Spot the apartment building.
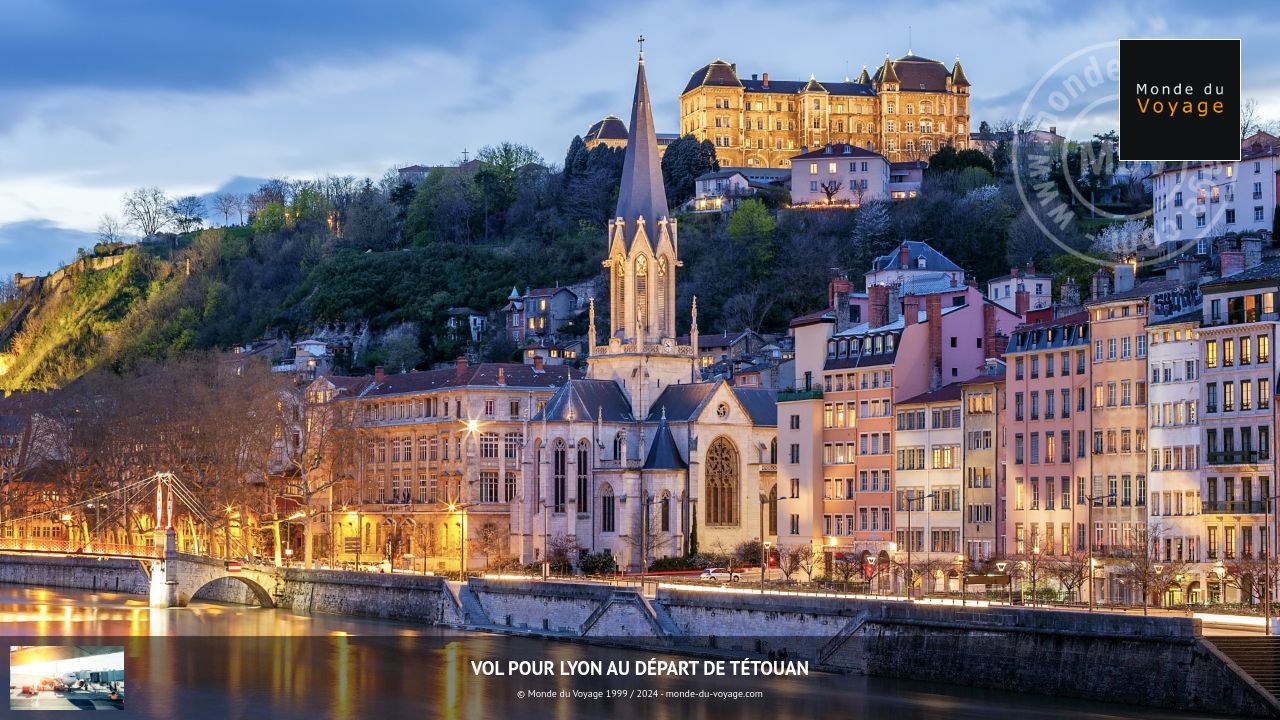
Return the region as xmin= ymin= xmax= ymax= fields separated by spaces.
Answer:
xmin=1198 ymin=260 xmax=1280 ymax=602
xmin=1002 ymin=311 xmax=1092 ymax=567
xmin=960 ymin=362 xmax=1005 ymax=563
xmin=1145 ymin=308 xmax=1204 ymax=604
xmin=895 ymin=383 xmax=966 ymax=591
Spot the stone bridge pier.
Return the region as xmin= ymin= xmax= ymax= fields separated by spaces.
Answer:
xmin=148 ymin=529 xmax=283 ymax=608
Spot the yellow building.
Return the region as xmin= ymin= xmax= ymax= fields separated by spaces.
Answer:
xmin=679 ymin=52 xmax=970 ymax=167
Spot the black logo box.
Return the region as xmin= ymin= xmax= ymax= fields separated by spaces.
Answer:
xmin=1119 ymin=39 xmax=1241 ymax=162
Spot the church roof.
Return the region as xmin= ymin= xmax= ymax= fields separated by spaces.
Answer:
xmin=645 ymin=383 xmax=717 ymax=422
xmin=615 ymin=53 xmax=670 ymax=249
xmin=644 ymin=414 xmax=687 ymax=469
xmin=535 ymin=378 xmax=634 ymax=423
xmin=732 ymin=387 xmax=777 ymax=427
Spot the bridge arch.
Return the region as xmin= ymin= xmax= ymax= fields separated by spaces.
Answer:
xmin=188 ymin=575 xmax=276 ymax=608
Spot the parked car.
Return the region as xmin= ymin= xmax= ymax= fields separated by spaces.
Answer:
xmin=699 ymin=567 xmax=742 ymax=582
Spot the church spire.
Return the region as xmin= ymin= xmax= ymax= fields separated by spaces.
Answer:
xmin=615 ymin=36 xmax=669 ymax=240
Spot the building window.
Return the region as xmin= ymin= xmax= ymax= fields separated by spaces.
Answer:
xmin=706 ymin=437 xmax=740 ymax=525
xmin=601 ymin=485 xmax=616 ymax=532
xmin=577 ymin=440 xmax=590 ymax=513
xmin=552 ymin=440 xmax=567 ymax=513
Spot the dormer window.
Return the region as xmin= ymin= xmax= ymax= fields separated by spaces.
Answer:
xmin=874 ymin=336 xmax=883 ymax=354
xmin=916 ymin=256 xmax=926 ymax=269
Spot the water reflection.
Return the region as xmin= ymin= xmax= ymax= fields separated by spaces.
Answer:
xmin=0 ymin=584 xmax=1234 ymax=720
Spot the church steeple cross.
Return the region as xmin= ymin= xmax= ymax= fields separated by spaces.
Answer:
xmin=638 ymin=34 xmax=645 ymax=62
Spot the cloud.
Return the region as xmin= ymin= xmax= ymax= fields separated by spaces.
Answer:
xmin=0 ymin=219 xmax=98 ymax=276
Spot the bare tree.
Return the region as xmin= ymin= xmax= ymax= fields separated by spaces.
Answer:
xmin=470 ymin=521 xmax=508 ymax=569
xmin=213 ymin=193 xmax=242 ymax=226
xmin=1048 ymin=551 xmax=1091 ymax=603
xmin=1116 ymin=525 xmax=1190 ymax=613
xmin=170 ymin=195 xmax=206 ymax=233
xmin=819 ymin=179 xmax=843 ymax=204
xmin=96 ymin=215 xmax=126 ymax=245
xmin=777 ymin=543 xmax=812 ymax=583
xmin=1241 ymin=98 xmax=1280 ymax=142
xmin=122 ymin=187 xmax=174 ymax=238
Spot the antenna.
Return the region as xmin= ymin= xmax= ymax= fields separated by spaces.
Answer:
xmin=908 ymin=25 xmax=913 ymax=55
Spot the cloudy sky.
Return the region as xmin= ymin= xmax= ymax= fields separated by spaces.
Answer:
xmin=2 ymin=0 xmax=1278 ymax=276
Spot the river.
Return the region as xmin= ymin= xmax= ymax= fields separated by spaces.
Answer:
xmin=0 ymin=584 xmax=1236 ymax=719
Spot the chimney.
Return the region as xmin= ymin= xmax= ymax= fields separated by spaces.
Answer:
xmin=1060 ymin=277 xmax=1081 ymax=309
xmin=898 ymin=242 xmax=910 ymax=269
xmin=835 ymin=291 xmax=851 ymax=333
xmin=1048 ymin=126 xmax=1057 ymax=136
xmin=762 ymin=72 xmax=769 ymax=88
xmin=497 ymin=367 xmax=506 ymax=386
xmin=533 ymin=355 xmax=545 ymax=372
xmin=1026 ymin=261 xmax=1036 ymax=275
xmin=868 ymin=285 xmax=889 ymax=326
xmin=731 ymin=63 xmax=737 ymax=72
xmin=925 ymin=295 xmax=943 ymax=390
xmin=886 ymin=284 xmax=902 ymax=324
xmin=982 ymin=301 xmax=997 ymax=359
xmin=903 ymin=295 xmax=920 ymax=326
xmin=374 ymin=365 xmax=385 ymax=385
xmin=1243 ymin=237 xmax=1263 ymax=268
xmin=455 ymin=356 xmax=468 ymax=378
xmin=1178 ymin=257 xmax=1201 ymax=284
xmin=1113 ymin=263 xmax=1135 ymax=293
xmin=1219 ymin=249 xmax=1245 ymax=278
xmin=1090 ymin=269 xmax=1111 ymax=301
xmin=1010 ymin=266 xmax=1020 ymax=279
xmin=828 ymin=276 xmax=854 ymax=308
xmin=1015 ymin=288 xmax=1030 ymax=317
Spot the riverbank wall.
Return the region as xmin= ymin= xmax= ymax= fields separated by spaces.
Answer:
xmin=2 ymin=555 xmax=1275 ymax=717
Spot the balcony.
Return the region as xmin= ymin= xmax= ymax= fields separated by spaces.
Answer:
xmin=1202 ymin=500 xmax=1265 ymax=514
xmin=778 ymin=389 xmax=823 ymax=402
xmin=1207 ymin=450 xmax=1262 ymax=466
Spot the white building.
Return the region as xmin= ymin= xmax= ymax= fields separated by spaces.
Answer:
xmin=1150 ymin=134 xmax=1279 ymax=253
xmin=789 ymin=144 xmax=889 ymax=206
xmin=895 ymin=383 xmax=966 ymax=592
xmin=1145 ymin=308 xmax=1205 ymax=605
xmin=986 ymin=263 xmax=1054 ymax=314
xmin=689 ymin=168 xmax=789 ymax=212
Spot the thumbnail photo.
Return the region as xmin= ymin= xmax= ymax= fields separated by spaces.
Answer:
xmin=9 ymin=646 xmax=124 ymax=711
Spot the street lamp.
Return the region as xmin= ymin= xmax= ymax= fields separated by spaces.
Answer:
xmin=996 ymin=560 xmax=1011 ymax=604
xmin=904 ymin=491 xmax=936 ymax=600
xmin=1151 ymin=563 xmax=1165 ymax=617
xmin=759 ymin=493 xmax=772 ymax=595
xmin=1084 ymin=491 xmax=1117 ymax=612
xmin=447 ymin=502 xmax=473 ymax=579
xmin=1214 ymin=561 xmax=1227 ymax=606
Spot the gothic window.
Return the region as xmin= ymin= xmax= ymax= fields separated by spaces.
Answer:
xmin=660 ymin=492 xmax=671 ymax=532
xmin=552 ymin=439 xmax=566 ymax=513
xmin=614 ymin=431 xmax=626 ymax=461
xmin=635 ymin=255 xmax=649 ymax=337
xmin=706 ymin=437 xmax=740 ymax=525
xmin=768 ymin=484 xmax=778 ymax=534
xmin=601 ymin=484 xmax=616 ymax=533
xmin=657 ymin=256 xmax=669 ymax=338
xmin=576 ymin=440 xmax=590 ymax=513
xmin=613 ymin=254 xmax=626 ymax=336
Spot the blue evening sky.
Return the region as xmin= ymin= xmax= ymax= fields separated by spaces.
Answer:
xmin=2 ymin=0 xmax=1277 ymax=275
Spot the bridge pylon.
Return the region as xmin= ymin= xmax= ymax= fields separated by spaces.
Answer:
xmin=148 ymin=528 xmax=179 ymax=608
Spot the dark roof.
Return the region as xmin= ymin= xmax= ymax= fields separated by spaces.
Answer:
xmin=1085 ymin=278 xmax=1180 ymax=304
xmin=674 ymin=330 xmax=755 ymax=350
xmin=362 ymin=363 xmax=578 ymax=397
xmin=951 ymin=59 xmax=970 ymax=87
xmin=732 ymin=387 xmax=777 ymax=427
xmin=525 ymin=286 xmax=576 ymax=298
xmin=873 ymin=53 xmax=953 ymax=91
xmin=616 ymin=57 xmax=669 ymax=249
xmin=741 ymin=78 xmax=876 ymax=96
xmin=646 ymin=383 xmax=717 ymax=422
xmin=790 ymin=144 xmax=888 ymax=161
xmin=1202 ymin=259 xmax=1280 ymax=290
xmin=898 ymin=382 xmax=965 ymax=406
xmin=536 ymin=379 xmax=633 ymax=423
xmin=1005 ymin=311 xmax=1090 ymax=354
xmin=683 ymin=60 xmax=744 ymax=93
xmin=695 ymin=167 xmax=790 ymax=183
xmin=585 ymin=115 xmax=628 ymax=142
xmin=871 ymin=241 xmax=962 ymax=273
xmin=323 ymin=375 xmax=373 ymax=394
xmin=644 ymin=415 xmax=687 ymax=470
xmin=789 ymin=308 xmax=835 ymax=328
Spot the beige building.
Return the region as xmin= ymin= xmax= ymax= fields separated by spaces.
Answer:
xmin=680 ymin=52 xmax=970 ymax=167
xmin=960 ymin=363 xmax=1004 ymax=563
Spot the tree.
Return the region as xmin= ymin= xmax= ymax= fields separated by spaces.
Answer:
xmin=726 ymin=198 xmax=777 ymax=281
xmin=213 ymin=194 xmax=242 ymax=226
xmin=122 ymin=186 xmax=174 ymax=238
xmin=1048 ymin=551 xmax=1091 ymax=603
xmin=847 ymin=200 xmax=894 ymax=274
xmin=470 ymin=521 xmax=508 ymax=569
xmin=547 ymin=532 xmax=581 ymax=574
xmin=1092 ymin=218 xmax=1153 ymax=258
xmin=778 ymin=544 xmax=812 ymax=583
xmin=97 ymin=214 xmax=126 ymax=245
xmin=284 ymin=383 xmax=363 ymax=568
xmin=1118 ymin=525 xmax=1189 ymax=613
xmin=661 ymin=135 xmax=719 ymax=206
xmin=379 ymin=327 xmax=425 ymax=372
xmin=171 ymin=195 xmax=206 ymax=233
xmin=818 ymin=179 xmax=843 ymax=204
xmin=344 ymin=180 xmax=397 ymax=250
xmin=1240 ymin=98 xmax=1280 ymax=141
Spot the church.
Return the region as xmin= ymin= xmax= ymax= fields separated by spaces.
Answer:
xmin=516 ymin=45 xmax=778 ymax=571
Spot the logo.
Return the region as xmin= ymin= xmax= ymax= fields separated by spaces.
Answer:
xmin=1119 ymin=39 xmax=1240 ymax=162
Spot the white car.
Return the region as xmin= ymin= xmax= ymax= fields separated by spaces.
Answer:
xmin=700 ymin=567 xmax=741 ymax=582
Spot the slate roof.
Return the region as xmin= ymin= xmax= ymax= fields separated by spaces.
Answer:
xmin=1085 ymin=278 xmax=1181 ymax=304
xmin=790 ymin=144 xmax=888 ymax=161
xmin=361 ymin=363 xmax=578 ymax=398
xmin=898 ymin=382 xmax=965 ymax=406
xmin=872 ymin=53 xmax=953 ymax=92
xmin=1202 ymin=258 xmax=1280 ymax=290
xmin=1147 ymin=306 xmax=1202 ymax=327
xmin=683 ymin=60 xmax=876 ymax=96
xmin=585 ymin=115 xmax=628 ymax=142
xmin=646 ymin=383 xmax=718 ymax=422
xmin=536 ymin=379 xmax=634 ymax=423
xmin=644 ymin=415 xmax=687 ymax=469
xmin=732 ymin=387 xmax=777 ymax=427
xmin=870 ymin=241 xmax=962 ymax=273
